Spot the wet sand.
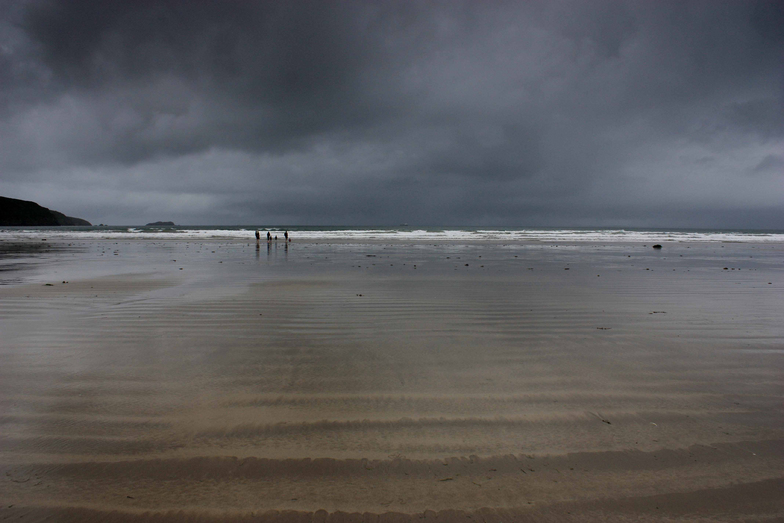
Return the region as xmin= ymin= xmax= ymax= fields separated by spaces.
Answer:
xmin=1 ymin=239 xmax=783 ymax=521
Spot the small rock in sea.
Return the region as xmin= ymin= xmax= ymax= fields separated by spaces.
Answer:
xmin=652 ymin=244 xmax=662 ymax=249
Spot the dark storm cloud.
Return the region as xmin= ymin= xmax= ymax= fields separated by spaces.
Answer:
xmin=15 ymin=1 xmax=391 ymax=158
xmin=0 ymin=0 xmax=782 ymax=226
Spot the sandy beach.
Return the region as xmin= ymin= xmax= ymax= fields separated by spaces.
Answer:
xmin=1 ymin=238 xmax=783 ymax=521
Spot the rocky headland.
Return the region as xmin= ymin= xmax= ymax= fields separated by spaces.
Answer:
xmin=0 ymin=196 xmax=91 ymax=226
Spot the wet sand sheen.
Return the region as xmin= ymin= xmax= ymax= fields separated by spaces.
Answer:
xmin=1 ymin=239 xmax=783 ymax=521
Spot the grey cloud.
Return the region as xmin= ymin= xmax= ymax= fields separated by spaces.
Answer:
xmin=751 ymin=154 xmax=784 ymax=174
xmin=1 ymin=0 xmax=782 ymax=227
xmin=725 ymin=99 xmax=784 ymax=139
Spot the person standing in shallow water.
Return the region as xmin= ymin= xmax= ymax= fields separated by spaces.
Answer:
xmin=284 ymin=230 xmax=289 ymax=242
xmin=267 ymin=231 xmax=271 ymax=242
xmin=255 ymin=230 xmax=260 ymax=245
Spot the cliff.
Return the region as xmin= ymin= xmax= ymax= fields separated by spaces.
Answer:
xmin=0 ymin=196 xmax=92 ymax=226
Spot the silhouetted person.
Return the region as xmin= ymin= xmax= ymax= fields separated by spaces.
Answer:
xmin=255 ymin=230 xmax=260 ymax=244
xmin=267 ymin=231 xmax=272 ymax=242
xmin=284 ymin=230 xmax=289 ymax=242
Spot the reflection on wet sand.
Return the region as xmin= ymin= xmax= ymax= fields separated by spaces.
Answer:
xmin=1 ymin=239 xmax=783 ymax=521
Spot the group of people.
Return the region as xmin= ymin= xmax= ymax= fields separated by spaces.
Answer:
xmin=255 ymin=229 xmax=289 ymax=244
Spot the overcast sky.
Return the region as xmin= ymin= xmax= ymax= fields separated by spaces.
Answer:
xmin=1 ymin=0 xmax=782 ymax=227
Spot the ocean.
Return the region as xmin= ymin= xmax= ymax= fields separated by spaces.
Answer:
xmin=1 ymin=225 xmax=783 ymax=243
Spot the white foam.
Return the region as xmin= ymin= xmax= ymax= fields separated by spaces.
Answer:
xmin=0 ymin=227 xmax=782 ymax=243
